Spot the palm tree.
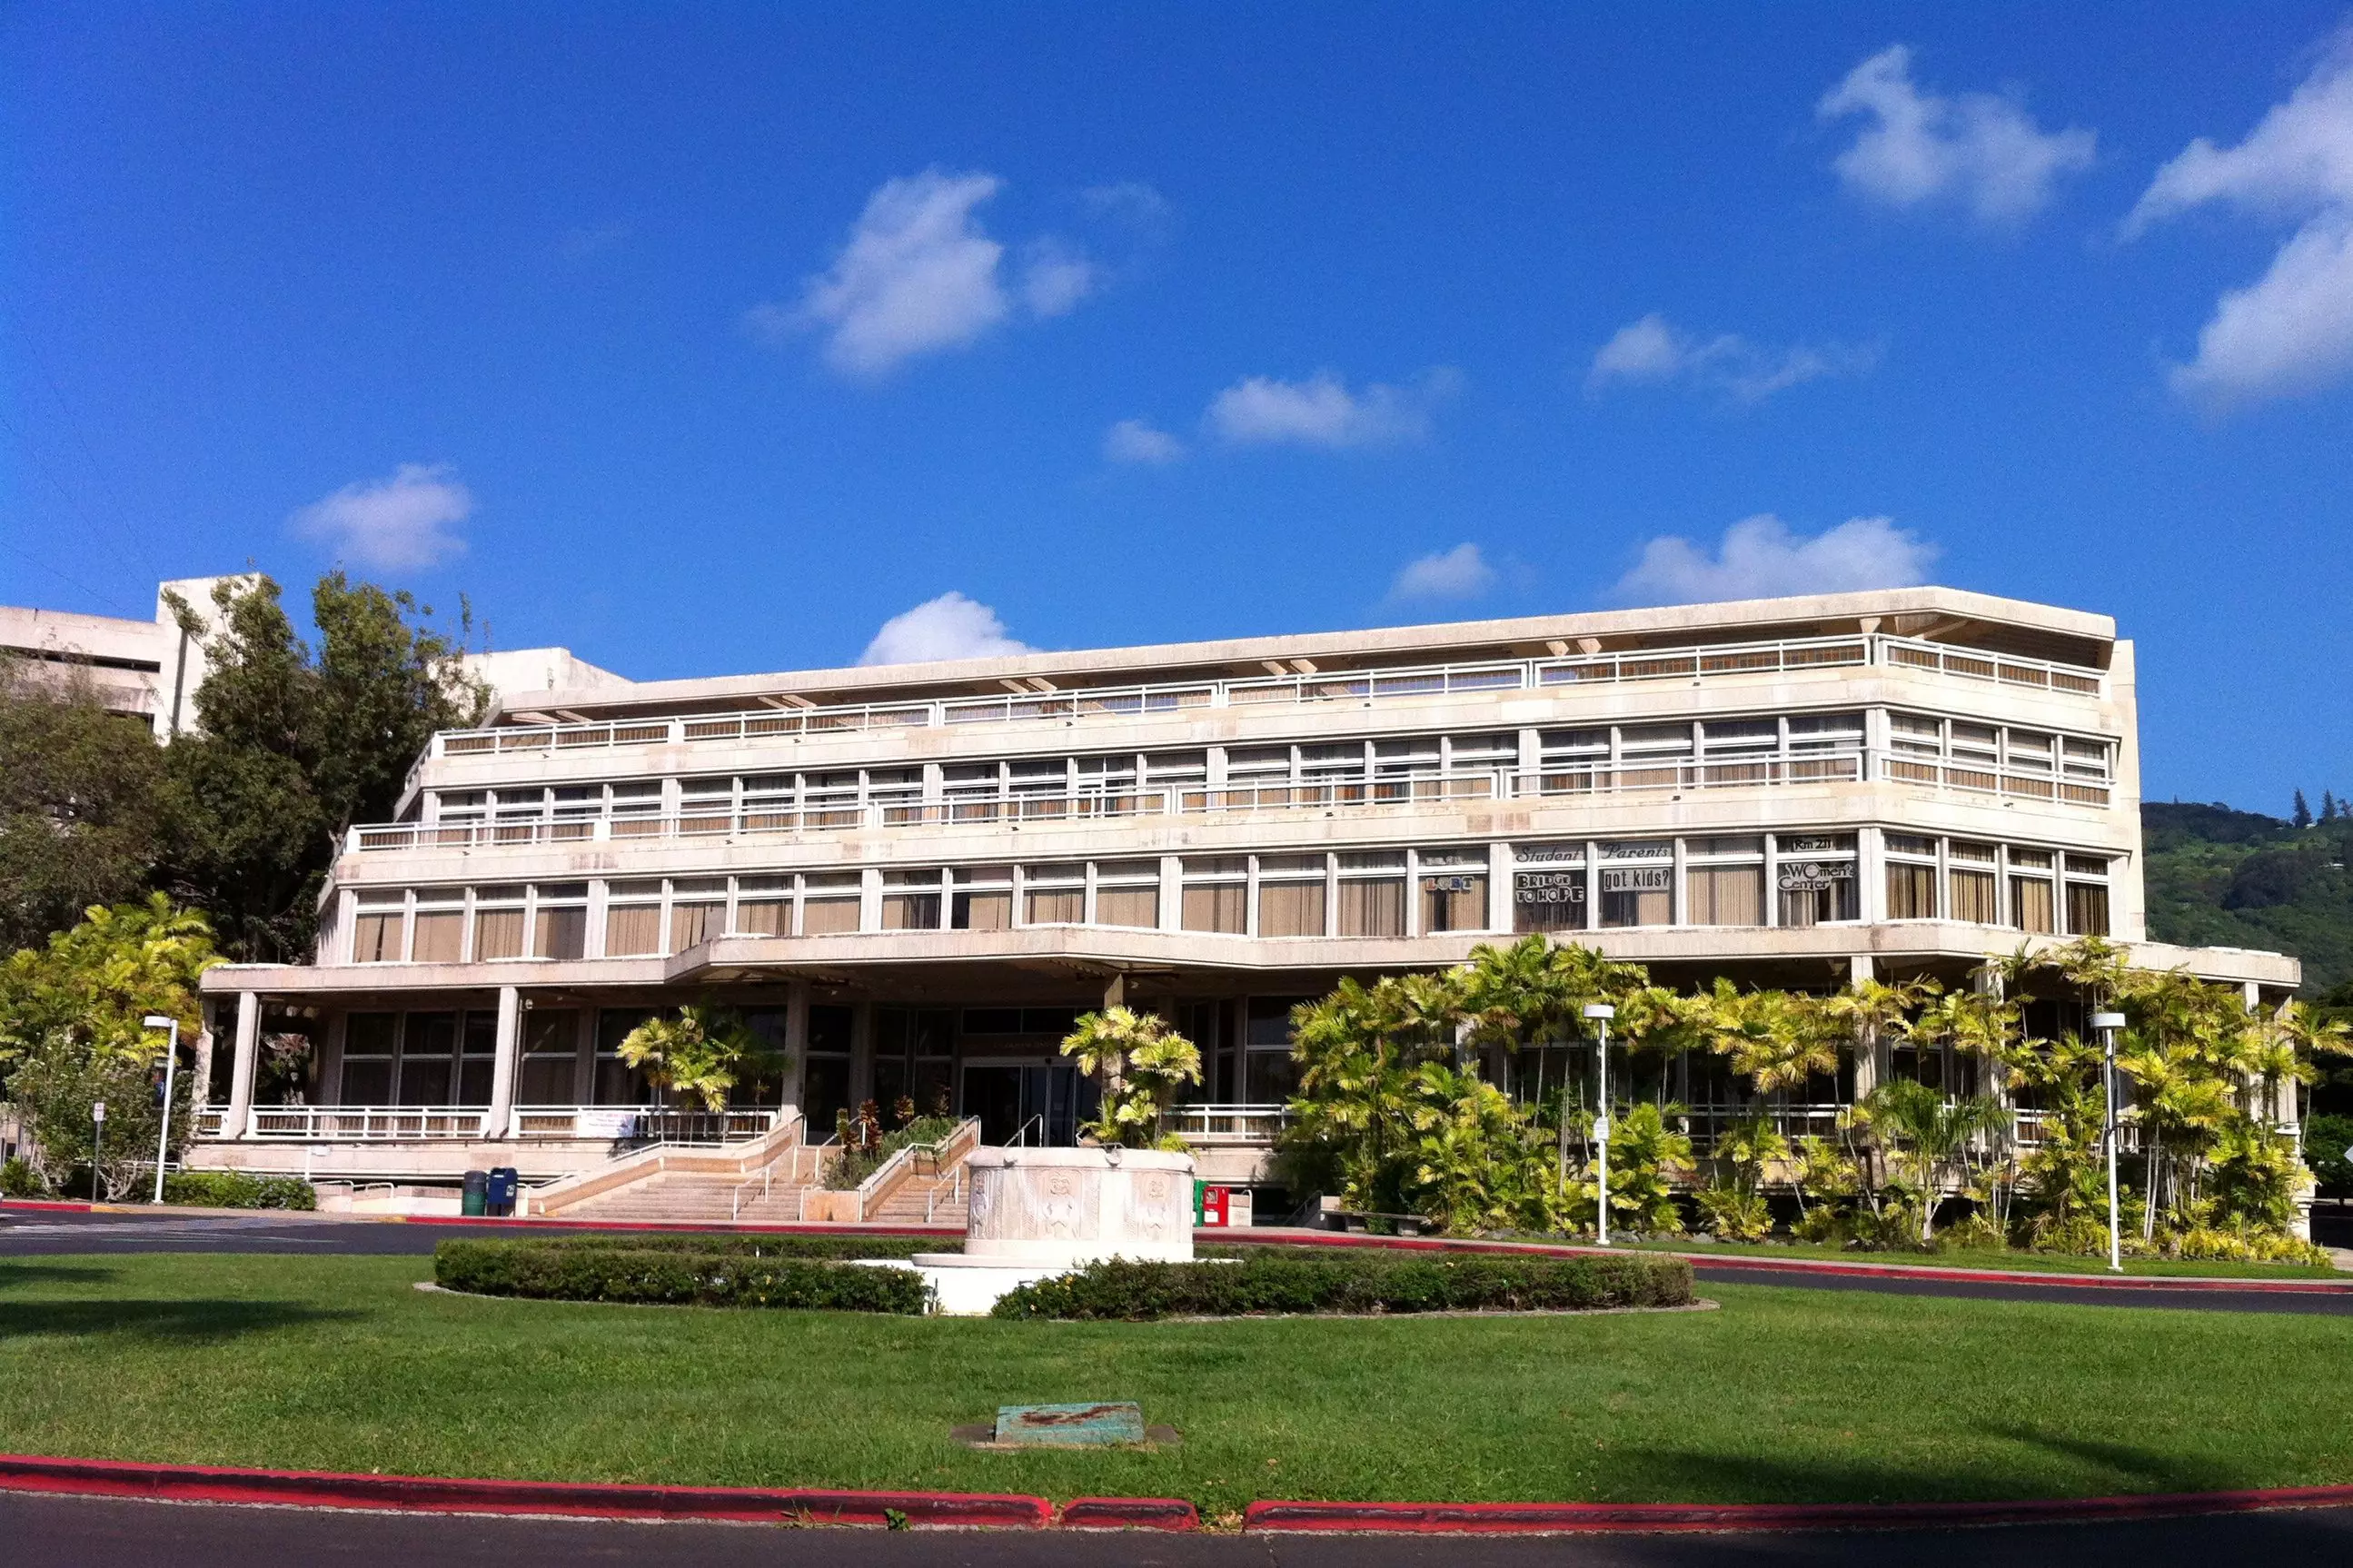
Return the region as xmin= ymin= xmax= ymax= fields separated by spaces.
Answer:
xmin=1059 ymin=1006 xmax=1203 ymax=1150
xmin=1863 ymin=1078 xmax=2006 ymax=1244
xmin=617 ymin=1003 xmax=777 ymax=1113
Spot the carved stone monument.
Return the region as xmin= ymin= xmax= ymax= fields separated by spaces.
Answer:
xmin=899 ymin=1146 xmax=1196 ymax=1314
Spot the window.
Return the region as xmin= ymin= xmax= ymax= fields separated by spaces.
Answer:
xmin=669 ymin=879 xmax=725 ymax=950
xmin=1949 ymin=847 xmax=1999 ymax=922
xmin=1887 ymin=861 xmax=1939 ymax=919
xmin=352 ymin=893 xmax=407 ymax=964
xmin=1244 ymin=997 xmax=1306 ymax=1103
xmin=1144 ymin=751 xmax=1207 ymax=790
xmin=1890 ymin=713 xmax=1942 ymax=756
xmin=2062 ymin=739 xmax=2111 ymax=781
xmin=680 ymin=776 xmax=733 ymax=832
xmin=1182 ymin=857 xmax=1246 ymax=934
xmin=1513 ymin=844 xmax=1586 ymax=933
xmin=1337 ymin=852 xmax=1406 ymax=937
xmin=398 ymin=1013 xmax=457 ymax=1106
xmin=741 ymin=774 xmax=796 ymax=830
xmin=1023 ymin=864 xmax=1084 ymax=924
xmin=1418 ymin=850 xmax=1487 ymax=933
xmin=2009 ymin=850 xmax=2057 ymax=933
xmin=592 ymin=1009 xmax=657 ymax=1105
xmin=1256 ymin=856 xmax=1325 ymax=937
xmin=474 ymin=887 xmax=526 ymax=959
xmin=1445 ymin=732 xmax=1517 ymax=771
xmin=803 ymin=1005 xmax=855 ymax=1130
xmin=1374 ymin=736 xmax=1440 ymax=779
xmin=951 ymin=867 xmax=1013 ymax=931
xmin=801 ymin=875 xmax=861 ymax=935
xmin=516 ymin=1008 xmax=581 ymax=1103
xmin=603 ymin=882 xmax=663 ymax=956
xmin=733 ymin=877 xmax=790 ymax=936
xmin=533 ymin=885 xmax=588 ymax=960
xmin=339 ymin=1013 xmax=397 ymax=1103
xmin=459 ymin=1012 xmax=498 ymax=1103
xmin=1094 ymin=861 xmax=1160 ymax=928
xmin=1786 ymin=712 xmax=1864 ymax=752
xmin=2067 ymin=881 xmax=2110 ymax=936
xmin=1599 ymin=841 xmax=1673 ymax=928
xmin=882 ymin=870 xmax=942 ymax=930
xmin=412 ymin=891 xmax=463 ymax=963
xmin=1775 ymin=835 xmax=1857 ymax=926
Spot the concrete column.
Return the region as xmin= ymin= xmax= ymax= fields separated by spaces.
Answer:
xmin=192 ymin=1027 xmax=216 ymax=1114
xmin=1847 ymin=955 xmax=1881 ymax=1103
xmin=222 ymin=991 xmax=262 ymax=1138
xmin=1158 ymin=855 xmax=1184 ymax=933
xmin=1487 ymin=842 xmax=1513 ymax=934
xmin=849 ymin=997 xmax=875 ymax=1107
xmin=783 ymin=981 xmax=810 ymax=1126
xmin=1103 ymin=973 xmax=1127 ymax=1010
xmin=483 ymin=986 xmax=521 ymax=1139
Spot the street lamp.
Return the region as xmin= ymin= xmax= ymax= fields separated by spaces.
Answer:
xmin=2090 ymin=1011 xmax=2127 ymax=1274
xmin=144 ymin=1014 xmax=181 ymax=1205
xmin=1584 ymin=1003 xmax=1616 ymax=1245
xmin=91 ymin=1099 xmax=105 ymax=1201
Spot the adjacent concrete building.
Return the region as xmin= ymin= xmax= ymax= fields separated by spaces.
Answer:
xmin=183 ymin=586 xmax=2298 ymax=1218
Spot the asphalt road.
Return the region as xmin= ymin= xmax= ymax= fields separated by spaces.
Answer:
xmin=5 ymin=1205 xmax=2350 ymax=1313
xmin=7 ymin=1491 xmax=2353 ymax=1567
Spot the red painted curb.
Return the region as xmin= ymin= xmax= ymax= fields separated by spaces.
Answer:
xmin=1061 ymin=1496 xmax=1200 ymax=1531
xmin=0 ymin=1455 xmax=1048 ymax=1529
xmin=1241 ymin=1485 xmax=2353 ymax=1534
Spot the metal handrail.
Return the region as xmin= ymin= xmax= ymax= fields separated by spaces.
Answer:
xmin=1006 ymin=1113 xmax=1045 ymax=1148
xmin=414 ymin=632 xmax=2106 ymax=769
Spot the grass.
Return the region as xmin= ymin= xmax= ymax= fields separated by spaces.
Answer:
xmin=1611 ymin=1238 xmax=2347 ymax=1279
xmin=4 ymin=1253 xmax=2352 ymax=1517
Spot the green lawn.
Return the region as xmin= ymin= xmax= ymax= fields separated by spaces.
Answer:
xmin=4 ymin=1252 xmax=2350 ymax=1521
xmin=1613 ymin=1238 xmax=2348 ymax=1279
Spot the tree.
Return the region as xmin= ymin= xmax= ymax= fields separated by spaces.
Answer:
xmin=154 ymin=574 xmax=487 ymax=960
xmin=2324 ymin=791 xmax=2340 ymax=823
xmin=1059 ymin=1007 xmax=1202 ymax=1150
xmin=616 ymin=1003 xmax=781 ymax=1112
xmin=1863 ymin=1079 xmax=2005 ymax=1244
xmin=2293 ymin=789 xmax=2313 ymax=829
xmin=0 ymin=659 xmax=164 ymax=952
xmin=0 ymin=894 xmax=217 ymax=1196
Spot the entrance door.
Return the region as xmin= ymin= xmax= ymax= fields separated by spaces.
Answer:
xmin=961 ymin=1060 xmax=1095 ymax=1145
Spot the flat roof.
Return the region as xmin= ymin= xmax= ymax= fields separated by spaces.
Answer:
xmin=492 ymin=585 xmax=2118 ymax=724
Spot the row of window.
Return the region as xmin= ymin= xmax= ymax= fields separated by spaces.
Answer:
xmin=422 ymin=709 xmax=2113 ymax=824
xmin=341 ymin=832 xmax=2117 ymax=964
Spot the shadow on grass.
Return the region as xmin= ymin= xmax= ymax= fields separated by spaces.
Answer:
xmin=0 ymin=1263 xmax=124 ymax=1288
xmin=0 ymin=1298 xmax=361 ymax=1345
xmin=1623 ymin=1421 xmax=2275 ymax=1506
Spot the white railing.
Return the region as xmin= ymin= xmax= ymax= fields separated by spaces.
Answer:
xmin=416 ymin=633 xmax=2105 ymax=768
xmin=357 ymin=743 xmax=2117 ymax=855
xmin=245 ymin=1106 xmax=488 ymax=1141
xmin=509 ymin=1106 xmax=779 ymax=1144
xmin=1167 ymin=1104 xmax=1292 ymax=1144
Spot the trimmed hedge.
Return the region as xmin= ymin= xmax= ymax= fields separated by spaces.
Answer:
xmin=434 ymin=1237 xmax=927 ymax=1313
xmin=162 ymin=1171 xmax=317 ymax=1210
xmin=520 ymin=1231 xmax=951 ymax=1261
xmin=991 ymin=1246 xmax=1694 ymax=1320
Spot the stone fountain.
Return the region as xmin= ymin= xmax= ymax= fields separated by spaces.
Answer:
xmin=905 ymin=1145 xmax=1196 ymax=1315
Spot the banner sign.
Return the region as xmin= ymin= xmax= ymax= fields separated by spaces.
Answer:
xmin=1601 ymin=867 xmax=1673 ymax=893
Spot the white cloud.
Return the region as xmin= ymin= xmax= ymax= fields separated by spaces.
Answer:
xmin=1586 ymin=313 xmax=1878 ymax=402
xmin=858 ymin=591 xmax=1036 ymax=666
xmin=2125 ymin=35 xmax=2353 ymax=405
xmin=1082 ymin=180 xmax=1174 ymax=230
xmin=289 ymin=463 xmax=471 ymax=570
xmin=1103 ymin=418 xmax=1186 ymax=465
xmin=1818 ymin=45 xmax=2094 ymax=222
xmin=1205 ymin=368 xmax=1459 ymax=448
xmin=1613 ymin=514 xmax=1939 ymax=606
xmin=1020 ymin=239 xmax=1097 ymax=317
xmin=1389 ymin=543 xmax=1496 ymax=601
xmin=774 ymin=171 xmax=1009 ymax=376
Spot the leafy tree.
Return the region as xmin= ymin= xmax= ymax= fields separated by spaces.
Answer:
xmin=1864 ymin=1079 xmax=2006 ymax=1244
xmin=154 ymin=574 xmax=487 ymax=960
xmin=0 ymin=659 xmax=164 ymax=952
xmin=2294 ymin=789 xmax=2313 ymax=829
xmin=617 ymin=1002 xmax=781 ymax=1112
xmin=0 ymin=895 xmax=217 ymax=1196
xmin=1059 ymin=1006 xmax=1202 ymax=1150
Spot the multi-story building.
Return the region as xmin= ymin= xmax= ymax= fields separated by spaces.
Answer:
xmin=187 ymin=587 xmax=2298 ymax=1218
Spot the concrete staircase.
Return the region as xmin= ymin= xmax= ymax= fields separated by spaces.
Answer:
xmin=526 ymin=1114 xmax=827 ymax=1223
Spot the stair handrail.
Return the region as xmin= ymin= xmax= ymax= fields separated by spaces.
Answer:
xmin=529 ymin=1107 xmax=803 ymax=1216
xmin=854 ymin=1117 xmax=982 ymax=1222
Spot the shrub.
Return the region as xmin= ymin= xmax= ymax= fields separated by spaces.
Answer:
xmin=1693 ymin=1184 xmax=1771 ymax=1242
xmin=2307 ymin=1113 xmax=2353 ymax=1200
xmin=434 ymin=1237 xmax=928 ymax=1312
xmin=990 ymin=1245 xmax=1693 ymax=1320
xmin=1790 ymin=1204 xmax=1849 ymax=1246
xmin=1 ymin=1156 xmax=44 ymax=1197
xmin=824 ymin=1114 xmax=962 ymax=1190
xmin=161 ymin=1170 xmax=316 ymax=1209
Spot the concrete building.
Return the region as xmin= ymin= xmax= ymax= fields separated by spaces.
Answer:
xmin=0 ymin=577 xmax=251 ymax=739
xmin=184 ymin=587 xmax=2298 ymax=1220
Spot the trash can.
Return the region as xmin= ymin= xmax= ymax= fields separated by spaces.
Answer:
xmin=461 ymin=1168 xmax=489 ymax=1217
xmin=486 ymin=1166 xmax=519 ymax=1218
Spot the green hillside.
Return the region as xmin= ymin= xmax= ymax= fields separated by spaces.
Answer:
xmin=2141 ymin=802 xmax=2353 ymax=998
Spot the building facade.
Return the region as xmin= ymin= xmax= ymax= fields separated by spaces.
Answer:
xmin=186 ymin=587 xmax=2298 ymax=1210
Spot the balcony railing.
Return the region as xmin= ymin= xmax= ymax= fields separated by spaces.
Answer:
xmin=201 ymin=1106 xmax=780 ymax=1143
xmin=352 ymin=746 xmax=2113 ymax=854
xmin=1166 ymin=1104 xmax=1293 ymax=1144
xmin=416 ymin=633 xmax=2106 ymax=767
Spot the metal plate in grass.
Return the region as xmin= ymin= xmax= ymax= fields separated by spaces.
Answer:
xmin=950 ymin=1402 xmax=1178 ymax=1449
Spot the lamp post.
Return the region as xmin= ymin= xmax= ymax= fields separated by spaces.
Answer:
xmin=1584 ymin=1003 xmax=1616 ymax=1245
xmin=145 ymin=1014 xmax=181 ymax=1205
xmin=91 ymin=1099 xmax=105 ymax=1201
xmin=2090 ymin=1010 xmax=2127 ymax=1274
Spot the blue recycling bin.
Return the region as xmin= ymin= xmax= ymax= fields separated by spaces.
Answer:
xmin=486 ymin=1166 xmax=520 ymax=1217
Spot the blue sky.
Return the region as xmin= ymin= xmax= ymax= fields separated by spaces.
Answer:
xmin=4 ymin=4 xmax=2349 ymax=813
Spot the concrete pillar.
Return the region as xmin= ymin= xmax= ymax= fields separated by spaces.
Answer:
xmin=1847 ymin=955 xmax=1881 ymax=1103
xmin=849 ymin=997 xmax=875 ymax=1107
xmin=483 ymin=986 xmax=521 ymax=1139
xmin=783 ymin=981 xmax=810 ymax=1128
xmin=192 ymin=1027 xmax=216 ymax=1113
xmin=1103 ymin=973 xmax=1127 ymax=1010
xmin=222 ymin=991 xmax=262 ymax=1138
